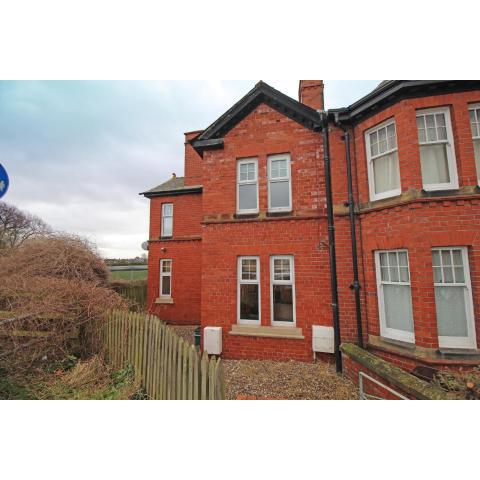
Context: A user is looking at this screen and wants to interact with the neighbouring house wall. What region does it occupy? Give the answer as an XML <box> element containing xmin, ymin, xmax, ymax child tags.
<box><xmin>200</xmin><ymin>103</ymin><xmax>332</xmax><ymax>361</ymax></box>
<box><xmin>147</xmin><ymin>192</ymin><xmax>202</xmax><ymax>324</ymax></box>
<box><xmin>348</xmin><ymin>90</ymin><xmax>480</xmax><ymax>369</ymax></box>
<box><xmin>184</xmin><ymin>131</ymin><xmax>203</xmax><ymax>186</ymax></box>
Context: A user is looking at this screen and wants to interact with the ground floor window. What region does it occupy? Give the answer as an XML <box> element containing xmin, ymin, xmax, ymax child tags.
<box><xmin>270</xmin><ymin>255</ymin><xmax>296</xmax><ymax>326</ymax></box>
<box><xmin>432</xmin><ymin>247</ymin><xmax>476</xmax><ymax>349</ymax></box>
<box><xmin>374</xmin><ymin>250</ymin><xmax>414</xmax><ymax>343</ymax></box>
<box><xmin>238</xmin><ymin>256</ymin><xmax>260</xmax><ymax>324</ymax></box>
<box><xmin>160</xmin><ymin>259</ymin><xmax>172</xmax><ymax>297</ymax></box>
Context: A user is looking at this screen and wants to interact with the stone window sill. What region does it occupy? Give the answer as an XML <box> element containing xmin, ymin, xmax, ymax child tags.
<box><xmin>229</xmin><ymin>324</ymin><xmax>304</xmax><ymax>340</ymax></box>
<box><xmin>155</xmin><ymin>297</ymin><xmax>174</xmax><ymax>304</ymax></box>
<box><xmin>368</xmin><ymin>335</ymin><xmax>480</xmax><ymax>366</ymax></box>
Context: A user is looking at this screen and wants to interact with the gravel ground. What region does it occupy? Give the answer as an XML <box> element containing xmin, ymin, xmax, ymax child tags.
<box><xmin>224</xmin><ymin>359</ymin><xmax>358</xmax><ymax>400</ymax></box>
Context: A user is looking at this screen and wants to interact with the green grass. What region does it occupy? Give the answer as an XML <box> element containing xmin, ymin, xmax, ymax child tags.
<box><xmin>110</xmin><ymin>269</ymin><xmax>147</xmax><ymax>281</ymax></box>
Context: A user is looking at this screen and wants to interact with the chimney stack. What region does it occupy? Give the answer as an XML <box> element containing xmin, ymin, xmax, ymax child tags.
<box><xmin>298</xmin><ymin>80</ymin><xmax>324</xmax><ymax>110</ymax></box>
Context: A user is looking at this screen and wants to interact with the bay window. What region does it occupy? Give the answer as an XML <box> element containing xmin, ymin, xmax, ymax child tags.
<box><xmin>416</xmin><ymin>107</ymin><xmax>458</xmax><ymax>191</ymax></box>
<box><xmin>237</xmin><ymin>158</ymin><xmax>258</xmax><ymax>214</ymax></box>
<box><xmin>270</xmin><ymin>255</ymin><xmax>295</xmax><ymax>325</ymax></box>
<box><xmin>238</xmin><ymin>257</ymin><xmax>260</xmax><ymax>324</ymax></box>
<box><xmin>469</xmin><ymin>103</ymin><xmax>480</xmax><ymax>185</ymax></box>
<box><xmin>268</xmin><ymin>154</ymin><xmax>292</xmax><ymax>212</ymax></box>
<box><xmin>365</xmin><ymin>120</ymin><xmax>401</xmax><ymax>201</ymax></box>
<box><xmin>375</xmin><ymin>250</ymin><xmax>415</xmax><ymax>343</ymax></box>
<box><xmin>432</xmin><ymin>247</ymin><xmax>476</xmax><ymax>349</ymax></box>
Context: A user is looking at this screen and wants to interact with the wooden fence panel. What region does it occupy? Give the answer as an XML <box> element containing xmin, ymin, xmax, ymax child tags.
<box><xmin>103</xmin><ymin>310</ymin><xmax>224</xmax><ymax>400</ymax></box>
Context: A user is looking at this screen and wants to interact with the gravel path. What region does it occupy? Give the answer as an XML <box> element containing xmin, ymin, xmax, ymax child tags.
<box><xmin>224</xmin><ymin>359</ymin><xmax>358</xmax><ymax>400</ymax></box>
<box><xmin>170</xmin><ymin>325</ymin><xmax>197</xmax><ymax>345</ymax></box>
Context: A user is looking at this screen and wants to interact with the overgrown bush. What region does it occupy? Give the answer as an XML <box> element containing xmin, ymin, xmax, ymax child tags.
<box><xmin>0</xmin><ymin>235</ymin><xmax>128</xmax><ymax>374</ymax></box>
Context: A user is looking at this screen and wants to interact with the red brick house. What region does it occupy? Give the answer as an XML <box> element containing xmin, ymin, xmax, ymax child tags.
<box><xmin>142</xmin><ymin>80</ymin><xmax>480</xmax><ymax>375</ymax></box>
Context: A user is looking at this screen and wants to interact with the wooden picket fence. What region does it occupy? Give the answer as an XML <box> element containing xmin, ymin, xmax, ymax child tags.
<box><xmin>103</xmin><ymin>310</ymin><xmax>224</xmax><ymax>400</ymax></box>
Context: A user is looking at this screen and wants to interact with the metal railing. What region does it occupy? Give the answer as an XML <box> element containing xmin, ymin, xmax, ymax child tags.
<box><xmin>359</xmin><ymin>371</ymin><xmax>409</xmax><ymax>400</ymax></box>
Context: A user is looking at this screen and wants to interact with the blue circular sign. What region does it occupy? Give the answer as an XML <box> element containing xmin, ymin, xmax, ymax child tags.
<box><xmin>0</xmin><ymin>164</ymin><xmax>9</xmax><ymax>199</ymax></box>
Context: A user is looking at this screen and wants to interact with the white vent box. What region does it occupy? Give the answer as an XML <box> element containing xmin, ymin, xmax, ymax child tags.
<box><xmin>312</xmin><ymin>325</ymin><xmax>334</xmax><ymax>353</ymax></box>
<box><xmin>204</xmin><ymin>327</ymin><xmax>222</xmax><ymax>355</ymax></box>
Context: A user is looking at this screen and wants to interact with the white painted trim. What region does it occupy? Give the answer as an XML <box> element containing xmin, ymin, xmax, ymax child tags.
<box><xmin>416</xmin><ymin>106</ymin><xmax>459</xmax><ymax>191</ymax></box>
<box><xmin>432</xmin><ymin>247</ymin><xmax>477</xmax><ymax>350</ymax></box>
<box><xmin>237</xmin><ymin>256</ymin><xmax>261</xmax><ymax>325</ymax></box>
<box><xmin>236</xmin><ymin>158</ymin><xmax>259</xmax><ymax>215</ymax></box>
<box><xmin>161</xmin><ymin>203</ymin><xmax>173</xmax><ymax>237</ymax></box>
<box><xmin>270</xmin><ymin>255</ymin><xmax>296</xmax><ymax>327</ymax></box>
<box><xmin>374</xmin><ymin>250</ymin><xmax>415</xmax><ymax>344</ymax></box>
<box><xmin>267</xmin><ymin>153</ymin><xmax>292</xmax><ymax>213</ymax></box>
<box><xmin>159</xmin><ymin>258</ymin><xmax>172</xmax><ymax>298</ymax></box>
<box><xmin>365</xmin><ymin>119</ymin><xmax>401</xmax><ymax>202</ymax></box>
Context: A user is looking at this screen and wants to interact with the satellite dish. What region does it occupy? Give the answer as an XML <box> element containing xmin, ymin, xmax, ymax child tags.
<box><xmin>141</xmin><ymin>241</ymin><xmax>149</xmax><ymax>251</ymax></box>
<box><xmin>0</xmin><ymin>164</ymin><xmax>9</xmax><ymax>199</ymax></box>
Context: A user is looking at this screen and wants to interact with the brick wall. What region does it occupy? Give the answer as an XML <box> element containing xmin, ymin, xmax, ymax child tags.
<box><xmin>184</xmin><ymin>131</ymin><xmax>203</xmax><ymax>186</ymax></box>
<box><xmin>147</xmin><ymin>192</ymin><xmax>202</xmax><ymax>325</ymax></box>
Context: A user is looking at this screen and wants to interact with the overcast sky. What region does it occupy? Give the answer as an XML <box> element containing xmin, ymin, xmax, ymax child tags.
<box><xmin>0</xmin><ymin>80</ymin><xmax>379</xmax><ymax>258</ymax></box>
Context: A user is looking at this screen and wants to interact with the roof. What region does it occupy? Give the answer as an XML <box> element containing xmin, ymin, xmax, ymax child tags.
<box><xmin>140</xmin><ymin>176</ymin><xmax>202</xmax><ymax>198</ymax></box>
<box><xmin>192</xmin><ymin>81</ymin><xmax>323</xmax><ymax>154</ymax></box>
<box><xmin>334</xmin><ymin>80</ymin><xmax>480</xmax><ymax>123</ymax></box>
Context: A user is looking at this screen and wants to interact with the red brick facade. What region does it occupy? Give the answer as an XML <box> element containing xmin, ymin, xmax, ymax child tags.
<box><xmin>144</xmin><ymin>80</ymin><xmax>480</xmax><ymax>374</ymax></box>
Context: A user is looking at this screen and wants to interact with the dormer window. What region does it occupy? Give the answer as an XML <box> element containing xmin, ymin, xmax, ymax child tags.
<box><xmin>268</xmin><ymin>154</ymin><xmax>292</xmax><ymax>212</ymax></box>
<box><xmin>237</xmin><ymin>158</ymin><xmax>258</xmax><ymax>214</ymax></box>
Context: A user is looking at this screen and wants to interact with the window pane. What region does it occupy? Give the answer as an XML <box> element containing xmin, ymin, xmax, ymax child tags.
<box><xmin>426</xmin><ymin>114</ymin><xmax>435</xmax><ymax>128</ymax></box>
<box><xmin>419</xmin><ymin>144</ymin><xmax>450</xmax><ymax>184</ymax></box>
<box><xmin>239</xmin><ymin>183</ymin><xmax>257</xmax><ymax>210</ymax></box>
<box><xmin>437</xmin><ymin>126</ymin><xmax>447</xmax><ymax>141</ymax></box>
<box><xmin>273</xmin><ymin>285</ymin><xmax>293</xmax><ymax>322</ymax></box>
<box><xmin>435</xmin><ymin>113</ymin><xmax>446</xmax><ymax>127</ymax></box>
<box><xmin>240</xmin><ymin>284</ymin><xmax>259</xmax><ymax>320</ymax></box>
<box><xmin>271</xmin><ymin>159</ymin><xmax>287</xmax><ymax>179</ymax></box>
<box><xmin>373</xmin><ymin>151</ymin><xmax>400</xmax><ymax>194</ymax></box>
<box><xmin>274</xmin><ymin>259</ymin><xmax>291</xmax><ymax>281</ymax></box>
<box><xmin>433</xmin><ymin>266</ymin><xmax>443</xmax><ymax>283</ymax></box>
<box><xmin>241</xmin><ymin>259</ymin><xmax>257</xmax><ymax>280</ymax></box>
<box><xmin>418</xmin><ymin>127</ymin><xmax>426</xmax><ymax>143</ymax></box>
<box><xmin>452</xmin><ymin>250</ymin><xmax>462</xmax><ymax>266</ymax></box>
<box><xmin>435</xmin><ymin>286</ymin><xmax>468</xmax><ymax>337</ymax></box>
<box><xmin>416</xmin><ymin>116</ymin><xmax>426</xmax><ymax>130</ymax></box>
<box><xmin>432</xmin><ymin>250</ymin><xmax>441</xmax><ymax>267</ymax></box>
<box><xmin>443</xmin><ymin>266</ymin><xmax>454</xmax><ymax>283</ymax></box>
<box><xmin>383</xmin><ymin>284</ymin><xmax>414</xmax><ymax>333</ymax></box>
<box><xmin>161</xmin><ymin>275</ymin><xmax>171</xmax><ymax>296</ymax></box>
<box><xmin>441</xmin><ymin>250</ymin><xmax>451</xmax><ymax>266</ymax></box>
<box><xmin>163</xmin><ymin>204</ymin><xmax>173</xmax><ymax>216</ymax></box>
<box><xmin>162</xmin><ymin>260</ymin><xmax>171</xmax><ymax>273</ymax></box>
<box><xmin>399</xmin><ymin>267</ymin><xmax>409</xmax><ymax>282</ymax></box>
<box><xmin>270</xmin><ymin>181</ymin><xmax>290</xmax><ymax>209</ymax></box>
<box><xmin>427</xmin><ymin>127</ymin><xmax>437</xmax><ymax>142</ymax></box>
<box><xmin>454</xmin><ymin>267</ymin><xmax>465</xmax><ymax>283</ymax></box>
<box><xmin>162</xmin><ymin>216</ymin><xmax>173</xmax><ymax>236</ymax></box>
<box><xmin>239</xmin><ymin>164</ymin><xmax>248</xmax><ymax>181</ymax></box>
<box><xmin>398</xmin><ymin>252</ymin><xmax>408</xmax><ymax>267</ymax></box>
<box><xmin>379</xmin><ymin>252</ymin><xmax>388</xmax><ymax>267</ymax></box>
<box><xmin>380</xmin><ymin>266</ymin><xmax>389</xmax><ymax>281</ymax></box>
<box><xmin>371</xmin><ymin>142</ymin><xmax>379</xmax><ymax>157</ymax></box>
<box><xmin>247</xmin><ymin>163</ymin><xmax>255</xmax><ymax>181</ymax></box>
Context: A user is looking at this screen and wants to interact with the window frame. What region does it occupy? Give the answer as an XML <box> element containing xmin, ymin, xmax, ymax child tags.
<box><xmin>237</xmin><ymin>256</ymin><xmax>261</xmax><ymax>325</ymax></box>
<box><xmin>374</xmin><ymin>249</ymin><xmax>415</xmax><ymax>344</ymax></box>
<box><xmin>365</xmin><ymin>119</ymin><xmax>401</xmax><ymax>201</ymax></box>
<box><xmin>270</xmin><ymin>255</ymin><xmax>296</xmax><ymax>327</ymax></box>
<box><xmin>267</xmin><ymin>153</ymin><xmax>292</xmax><ymax>213</ymax></box>
<box><xmin>159</xmin><ymin>259</ymin><xmax>172</xmax><ymax>298</ymax></box>
<box><xmin>468</xmin><ymin>102</ymin><xmax>480</xmax><ymax>186</ymax></box>
<box><xmin>416</xmin><ymin>106</ymin><xmax>459</xmax><ymax>191</ymax></box>
<box><xmin>236</xmin><ymin>158</ymin><xmax>259</xmax><ymax>215</ymax></box>
<box><xmin>161</xmin><ymin>203</ymin><xmax>173</xmax><ymax>238</ymax></box>
<box><xmin>432</xmin><ymin>246</ymin><xmax>476</xmax><ymax>350</ymax></box>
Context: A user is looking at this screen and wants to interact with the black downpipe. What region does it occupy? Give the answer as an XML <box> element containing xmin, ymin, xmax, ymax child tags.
<box><xmin>341</xmin><ymin>127</ymin><xmax>364</xmax><ymax>348</ymax></box>
<box><xmin>321</xmin><ymin>112</ymin><xmax>342</xmax><ymax>373</ymax></box>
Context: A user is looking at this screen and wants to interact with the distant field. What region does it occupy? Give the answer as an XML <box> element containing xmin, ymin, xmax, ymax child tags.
<box><xmin>110</xmin><ymin>269</ymin><xmax>148</xmax><ymax>281</ymax></box>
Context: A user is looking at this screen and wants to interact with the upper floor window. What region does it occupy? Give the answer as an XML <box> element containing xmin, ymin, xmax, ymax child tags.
<box><xmin>268</xmin><ymin>154</ymin><xmax>292</xmax><ymax>212</ymax></box>
<box><xmin>237</xmin><ymin>158</ymin><xmax>258</xmax><ymax>214</ymax></box>
<box><xmin>416</xmin><ymin>107</ymin><xmax>458</xmax><ymax>191</ymax></box>
<box><xmin>161</xmin><ymin>203</ymin><xmax>173</xmax><ymax>237</ymax></box>
<box><xmin>374</xmin><ymin>250</ymin><xmax>414</xmax><ymax>343</ymax></box>
<box><xmin>365</xmin><ymin>120</ymin><xmax>401</xmax><ymax>201</ymax></box>
<box><xmin>468</xmin><ymin>103</ymin><xmax>480</xmax><ymax>185</ymax></box>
